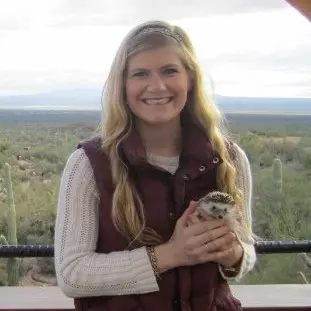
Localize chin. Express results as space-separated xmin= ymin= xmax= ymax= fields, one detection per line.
xmin=143 ymin=117 xmax=177 ymax=126
xmin=139 ymin=112 xmax=181 ymax=125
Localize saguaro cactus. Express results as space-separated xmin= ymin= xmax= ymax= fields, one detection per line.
xmin=273 ymin=157 xmax=283 ymax=193
xmin=0 ymin=234 xmax=8 ymax=245
xmin=299 ymin=253 xmax=311 ymax=284
xmin=302 ymin=253 xmax=311 ymax=268
xmin=272 ymin=157 xmax=283 ymax=211
xmin=4 ymin=163 xmax=19 ymax=286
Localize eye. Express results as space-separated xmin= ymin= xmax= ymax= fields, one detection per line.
xmin=223 ymin=208 xmax=227 ymax=213
xmin=132 ymin=71 xmax=148 ymax=77
xmin=212 ymin=205 xmax=217 ymax=210
xmin=163 ymin=67 xmax=178 ymax=75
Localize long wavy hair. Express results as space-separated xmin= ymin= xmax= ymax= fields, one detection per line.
xmin=101 ymin=20 xmax=250 ymax=246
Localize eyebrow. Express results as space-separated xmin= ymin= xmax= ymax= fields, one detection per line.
xmin=161 ymin=63 xmax=180 ymax=69
xmin=128 ymin=63 xmax=180 ymax=74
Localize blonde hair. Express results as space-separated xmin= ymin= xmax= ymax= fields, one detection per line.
xmin=101 ymin=20 xmax=249 ymax=246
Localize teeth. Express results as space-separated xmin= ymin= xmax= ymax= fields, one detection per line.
xmin=144 ymin=98 xmax=171 ymax=105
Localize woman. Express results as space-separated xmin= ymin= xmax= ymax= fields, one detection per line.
xmin=54 ymin=20 xmax=256 ymax=311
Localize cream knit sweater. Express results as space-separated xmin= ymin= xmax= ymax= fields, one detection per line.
xmin=54 ymin=143 xmax=256 ymax=298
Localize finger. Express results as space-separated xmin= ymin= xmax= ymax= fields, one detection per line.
xmin=197 ymin=231 xmax=235 ymax=253
xmin=191 ymin=210 xmax=200 ymax=218
xmin=187 ymin=215 xmax=196 ymax=226
xmin=187 ymin=215 xmax=195 ymax=225
xmin=186 ymin=218 xmax=225 ymax=237
xmin=204 ymin=247 xmax=235 ymax=263
xmin=188 ymin=214 xmax=201 ymax=225
xmin=177 ymin=201 xmax=197 ymax=227
xmin=213 ymin=232 xmax=237 ymax=251
xmin=224 ymin=218 xmax=237 ymax=232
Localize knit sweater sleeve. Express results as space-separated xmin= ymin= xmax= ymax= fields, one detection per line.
xmin=218 ymin=143 xmax=257 ymax=280
xmin=54 ymin=148 xmax=159 ymax=298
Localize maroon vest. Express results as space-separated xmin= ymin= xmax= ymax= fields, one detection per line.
xmin=74 ymin=123 xmax=241 ymax=311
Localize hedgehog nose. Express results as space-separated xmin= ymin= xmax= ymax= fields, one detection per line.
xmin=218 ymin=215 xmax=223 ymax=219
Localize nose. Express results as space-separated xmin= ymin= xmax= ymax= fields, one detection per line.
xmin=147 ymin=73 xmax=167 ymax=92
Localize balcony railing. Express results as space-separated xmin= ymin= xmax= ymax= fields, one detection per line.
xmin=1 ymin=240 xmax=311 ymax=257
xmin=0 ymin=240 xmax=311 ymax=311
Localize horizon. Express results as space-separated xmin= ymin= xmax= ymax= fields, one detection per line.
xmin=0 ymin=87 xmax=311 ymax=100
xmin=1 ymin=91 xmax=311 ymax=113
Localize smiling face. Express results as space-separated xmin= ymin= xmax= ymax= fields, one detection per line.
xmin=125 ymin=45 xmax=191 ymax=126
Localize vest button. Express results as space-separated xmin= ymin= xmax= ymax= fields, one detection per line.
xmin=199 ymin=165 xmax=206 ymax=172
xmin=212 ymin=156 xmax=220 ymax=164
xmin=183 ymin=174 xmax=190 ymax=180
xmin=169 ymin=212 xmax=175 ymax=219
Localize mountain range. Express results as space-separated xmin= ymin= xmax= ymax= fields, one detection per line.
xmin=0 ymin=88 xmax=311 ymax=114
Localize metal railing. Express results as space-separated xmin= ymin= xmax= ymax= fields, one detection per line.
xmin=0 ymin=240 xmax=310 ymax=258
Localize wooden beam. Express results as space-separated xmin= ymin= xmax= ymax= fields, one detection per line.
xmin=286 ymin=0 xmax=311 ymax=21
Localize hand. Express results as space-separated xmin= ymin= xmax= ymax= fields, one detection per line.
xmin=164 ymin=201 xmax=235 ymax=268
xmin=187 ymin=211 xmax=244 ymax=269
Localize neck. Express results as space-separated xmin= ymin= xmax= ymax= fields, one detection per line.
xmin=136 ymin=118 xmax=182 ymax=157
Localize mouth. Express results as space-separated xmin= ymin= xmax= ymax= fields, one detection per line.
xmin=142 ymin=97 xmax=173 ymax=106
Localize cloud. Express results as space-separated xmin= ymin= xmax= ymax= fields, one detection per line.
xmin=0 ymin=0 xmax=290 ymax=30
xmin=0 ymin=0 xmax=310 ymax=97
xmin=0 ymin=0 xmax=62 ymax=30
xmin=200 ymin=48 xmax=311 ymax=98
xmin=51 ymin=0 xmax=291 ymax=28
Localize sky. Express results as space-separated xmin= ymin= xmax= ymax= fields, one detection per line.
xmin=0 ymin=0 xmax=310 ymax=98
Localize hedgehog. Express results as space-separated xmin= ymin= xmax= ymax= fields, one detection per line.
xmin=195 ymin=191 xmax=242 ymax=239
xmin=195 ymin=191 xmax=236 ymax=221
xmin=195 ymin=191 xmax=255 ymax=243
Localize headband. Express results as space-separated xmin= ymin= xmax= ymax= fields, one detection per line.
xmin=133 ymin=27 xmax=182 ymax=43
xmin=127 ymin=26 xmax=182 ymax=54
